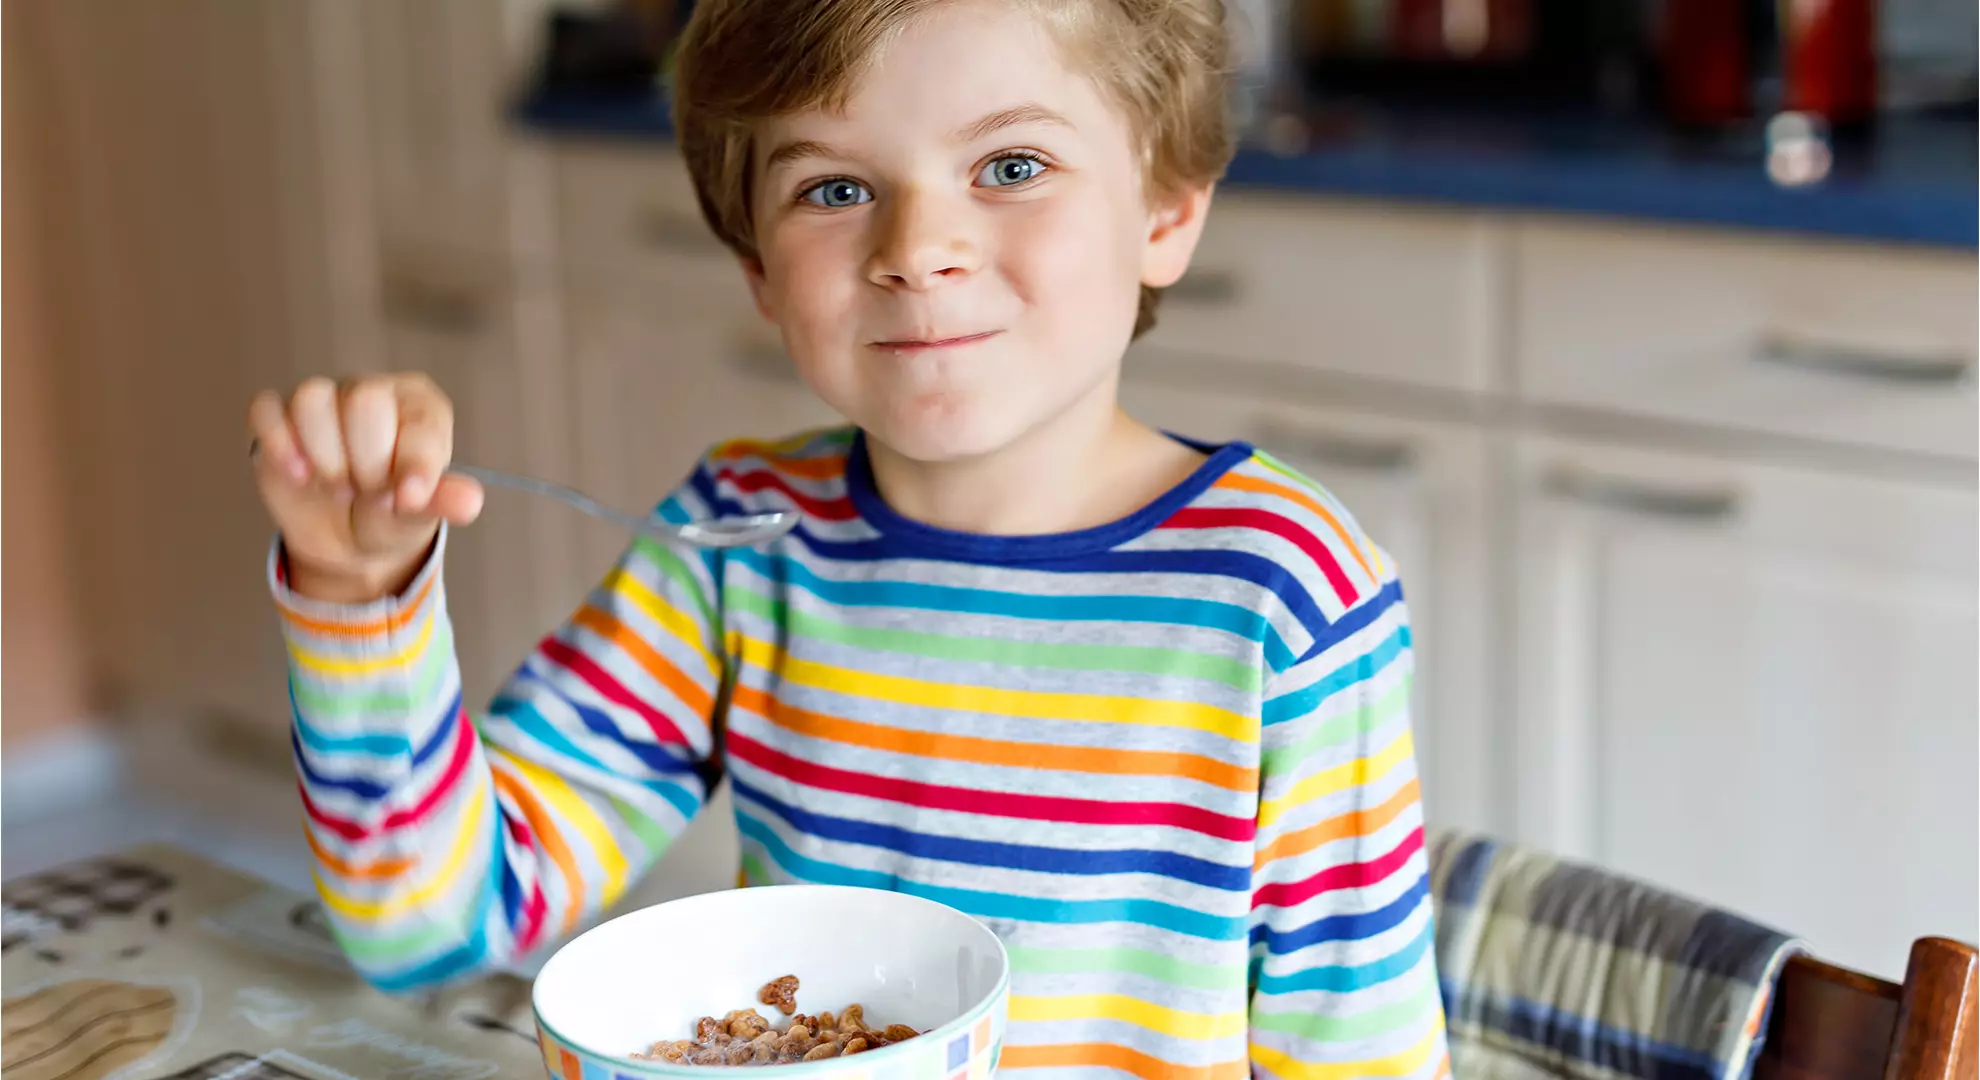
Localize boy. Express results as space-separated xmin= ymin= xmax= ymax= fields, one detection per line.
xmin=247 ymin=1 xmax=1449 ymax=1077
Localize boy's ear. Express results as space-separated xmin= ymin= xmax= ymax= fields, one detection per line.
xmin=740 ymin=255 xmax=777 ymax=323
xmin=1140 ymin=183 xmax=1215 ymax=290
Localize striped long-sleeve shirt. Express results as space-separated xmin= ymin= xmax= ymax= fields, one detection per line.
xmin=276 ymin=426 xmax=1449 ymax=1080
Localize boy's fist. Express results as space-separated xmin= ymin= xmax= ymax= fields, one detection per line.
xmin=248 ymin=373 xmax=483 ymax=604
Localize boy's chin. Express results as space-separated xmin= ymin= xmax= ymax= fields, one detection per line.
xmin=861 ymin=409 xmax=1031 ymax=466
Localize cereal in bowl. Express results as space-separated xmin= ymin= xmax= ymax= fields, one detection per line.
xmin=636 ymin=976 xmax=923 ymax=1067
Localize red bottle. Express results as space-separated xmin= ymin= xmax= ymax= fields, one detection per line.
xmin=1660 ymin=0 xmax=1749 ymax=126
xmin=1781 ymin=0 xmax=1877 ymax=124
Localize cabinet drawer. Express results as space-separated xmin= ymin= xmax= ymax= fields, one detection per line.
xmin=1140 ymin=195 xmax=1501 ymax=393
xmin=1514 ymin=221 xmax=1978 ymax=460
xmin=553 ymin=142 xmax=741 ymax=299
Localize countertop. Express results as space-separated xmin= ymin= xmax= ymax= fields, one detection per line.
xmin=515 ymin=90 xmax=1978 ymax=249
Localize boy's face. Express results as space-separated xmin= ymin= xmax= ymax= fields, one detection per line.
xmin=742 ymin=0 xmax=1211 ymax=464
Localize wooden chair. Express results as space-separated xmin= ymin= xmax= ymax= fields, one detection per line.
xmin=1752 ymin=936 xmax=1978 ymax=1080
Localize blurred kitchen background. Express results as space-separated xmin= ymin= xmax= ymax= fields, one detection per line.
xmin=3 ymin=0 xmax=1974 ymax=980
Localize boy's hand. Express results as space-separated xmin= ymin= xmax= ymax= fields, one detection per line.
xmin=248 ymin=373 xmax=484 ymax=604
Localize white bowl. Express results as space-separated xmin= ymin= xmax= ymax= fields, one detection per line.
xmin=532 ymin=885 xmax=1010 ymax=1080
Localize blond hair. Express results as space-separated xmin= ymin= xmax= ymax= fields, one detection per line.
xmin=671 ymin=0 xmax=1232 ymax=337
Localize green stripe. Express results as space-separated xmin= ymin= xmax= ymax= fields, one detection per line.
xmin=724 ymin=588 xmax=1258 ymax=693
xmin=1252 ymin=970 xmax=1441 ymax=1041
xmin=1259 ymin=675 xmax=1409 ymax=775
xmin=741 ymin=852 xmax=773 ymax=884
xmin=1005 ymin=945 xmax=1247 ymax=993
xmin=332 ymin=912 xmax=471 ymax=966
xmin=609 ymin=794 xmax=673 ymax=861
xmin=291 ymin=620 xmax=456 ymax=718
xmin=629 ymin=537 xmax=719 ymax=634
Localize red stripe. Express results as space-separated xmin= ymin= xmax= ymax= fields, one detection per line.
xmin=302 ymin=708 xmax=475 ymax=842
xmin=537 ymin=637 xmax=693 ymax=748
xmin=1252 ymin=826 xmax=1425 ymax=910
xmin=717 ymin=467 xmax=855 ymax=521
xmin=497 ymin=810 xmax=551 ymax=953
xmin=728 ymin=730 xmax=1254 ymax=843
xmin=1161 ymin=507 xmax=1359 ymax=606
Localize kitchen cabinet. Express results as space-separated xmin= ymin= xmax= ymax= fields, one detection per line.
xmin=565 ymin=287 xmax=842 ymax=576
xmin=1511 ymin=434 xmax=1979 ymax=975
xmin=1118 ymin=380 xmax=1501 ymax=833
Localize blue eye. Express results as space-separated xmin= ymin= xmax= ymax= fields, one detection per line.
xmin=977 ymin=155 xmax=1045 ymax=187
xmin=801 ymin=179 xmax=871 ymax=208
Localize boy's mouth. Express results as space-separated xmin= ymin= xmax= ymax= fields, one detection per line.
xmin=869 ymin=330 xmax=1002 ymax=354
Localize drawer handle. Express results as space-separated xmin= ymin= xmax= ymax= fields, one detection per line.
xmin=1753 ymin=333 xmax=1971 ymax=385
xmin=635 ymin=206 xmax=723 ymax=254
xmin=1253 ymin=420 xmax=1416 ymax=473
xmin=729 ymin=337 xmax=801 ymax=383
xmin=382 ymin=279 xmax=485 ymax=335
xmin=1164 ymin=268 xmax=1240 ymax=305
xmin=1543 ymin=465 xmax=1739 ymax=521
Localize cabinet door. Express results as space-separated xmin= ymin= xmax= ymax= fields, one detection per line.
xmin=347 ymin=0 xmax=537 ymax=257
xmin=375 ymin=259 xmax=578 ymax=706
xmin=1118 ymin=379 xmax=1501 ymax=832
xmin=1512 ymin=435 xmax=1978 ymax=976
xmin=566 ymin=289 xmax=844 ymax=576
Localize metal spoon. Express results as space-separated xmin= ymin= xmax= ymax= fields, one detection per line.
xmin=450 ymin=464 xmax=798 ymax=549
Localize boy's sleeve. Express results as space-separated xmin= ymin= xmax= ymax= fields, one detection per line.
xmin=1247 ymin=577 xmax=1451 ymax=1080
xmin=274 ymin=472 xmax=727 ymax=992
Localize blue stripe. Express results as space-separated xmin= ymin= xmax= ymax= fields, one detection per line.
xmin=723 ymin=545 xmax=1296 ymax=670
xmin=492 ymin=694 xmax=701 ymax=821
xmin=1263 ymin=621 xmax=1413 ymax=726
xmin=293 ymin=698 xmax=461 ymax=800
xmin=291 ymin=684 xmax=414 ymax=757
xmin=1251 ymin=876 xmax=1431 ymax=954
xmin=1296 ymin=579 xmax=1405 ymax=662
xmin=1251 ymin=917 xmax=1435 ymax=994
xmin=359 ymin=826 xmax=503 ymax=994
xmin=503 ymin=666 xmax=702 ymax=779
xmin=733 ymin=776 xmax=1250 ymax=892
xmin=735 ymin=811 xmax=1247 ymax=941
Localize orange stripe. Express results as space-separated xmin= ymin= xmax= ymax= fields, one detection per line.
xmin=999 ymin=1044 xmax=1247 ymax=1080
xmin=1254 ymin=778 xmax=1421 ymax=870
xmin=491 ymin=763 xmax=586 ymax=933
xmin=732 ymin=685 xmax=1257 ymax=793
xmin=571 ymin=606 xmax=715 ymax=718
xmin=279 ymin=572 xmax=436 ymax=637
xmin=1216 ymin=473 xmax=1375 ymax=578
xmin=304 ymin=817 xmax=417 ymax=880
xmin=713 ymin=436 xmax=847 ymax=481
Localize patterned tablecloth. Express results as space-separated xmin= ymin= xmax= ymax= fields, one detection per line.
xmin=2 ymin=844 xmax=548 ymax=1080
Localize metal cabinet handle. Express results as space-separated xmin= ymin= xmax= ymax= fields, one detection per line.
xmin=1164 ymin=268 xmax=1240 ymax=305
xmin=1252 ymin=419 xmax=1416 ymax=473
xmin=1753 ymin=332 xmax=1971 ymax=385
xmin=635 ymin=206 xmax=722 ymax=254
xmin=1543 ymin=464 xmax=1740 ymax=520
xmin=381 ymin=278 xmax=485 ymax=335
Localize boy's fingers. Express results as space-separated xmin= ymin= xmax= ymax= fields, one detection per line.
xmin=390 ymin=374 xmax=455 ymax=512
xmin=289 ymin=377 xmax=348 ymax=487
xmin=247 ymin=391 xmax=309 ymax=484
xmin=340 ymin=379 xmax=399 ymax=495
xmin=426 ymin=474 xmax=484 ymax=527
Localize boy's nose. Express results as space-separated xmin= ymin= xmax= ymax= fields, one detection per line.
xmin=866 ymin=190 xmax=981 ymax=291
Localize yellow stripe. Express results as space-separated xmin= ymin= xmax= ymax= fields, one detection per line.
xmin=605 ymin=568 xmax=718 ymax=673
xmin=1250 ymin=1012 xmax=1445 ymax=1080
xmin=288 ymin=609 xmax=436 ymax=676
xmin=1009 ymin=995 xmax=1245 ymax=1041
xmin=735 ymin=635 xmax=1253 ymax=741
xmin=313 ymin=781 xmax=487 ymax=921
xmin=1259 ymin=729 xmax=1415 ymax=829
xmin=506 ymin=753 xmax=630 ymax=908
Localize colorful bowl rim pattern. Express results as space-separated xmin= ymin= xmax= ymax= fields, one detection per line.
xmin=535 ymin=977 xmax=1009 ymax=1080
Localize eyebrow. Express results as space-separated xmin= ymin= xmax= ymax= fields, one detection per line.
xmin=760 ymin=104 xmax=1075 ymax=175
xmin=956 ymin=103 xmax=1074 ymax=143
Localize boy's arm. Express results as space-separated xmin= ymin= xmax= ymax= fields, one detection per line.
xmin=1247 ymin=580 xmax=1451 ymax=1080
xmin=277 ymin=482 xmax=725 ymax=992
